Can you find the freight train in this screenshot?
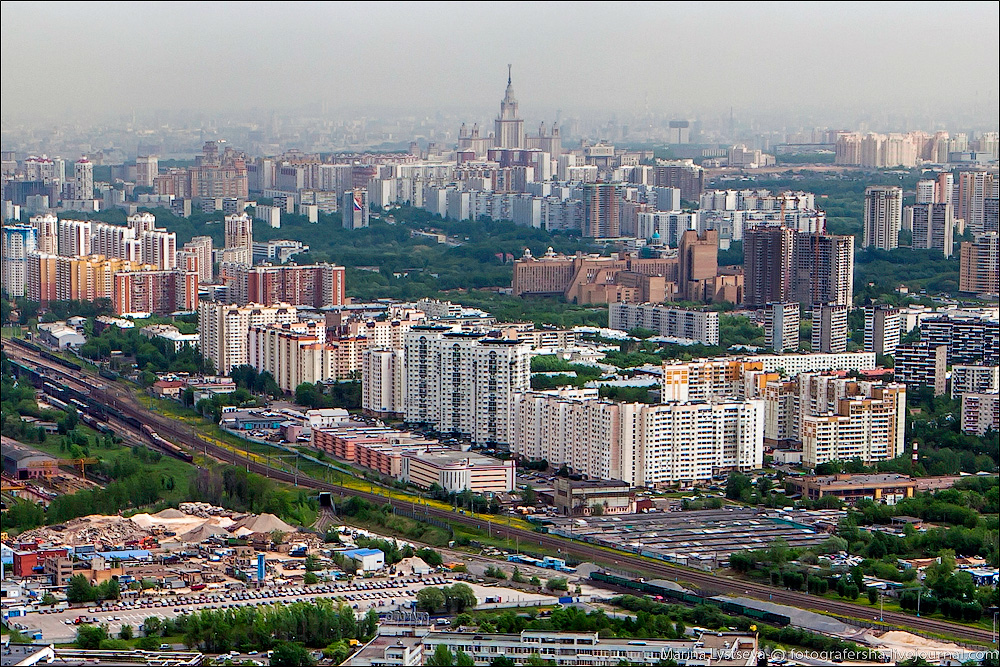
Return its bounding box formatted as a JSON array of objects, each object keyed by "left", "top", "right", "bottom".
[
  {"left": 589, "top": 571, "right": 791, "bottom": 626},
  {"left": 140, "top": 424, "right": 194, "bottom": 463}
]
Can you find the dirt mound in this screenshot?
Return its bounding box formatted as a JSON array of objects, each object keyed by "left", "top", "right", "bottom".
[
  {"left": 237, "top": 513, "right": 296, "bottom": 534},
  {"left": 153, "top": 508, "right": 187, "bottom": 519}
]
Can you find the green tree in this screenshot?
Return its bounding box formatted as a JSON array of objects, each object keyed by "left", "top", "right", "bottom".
[
  {"left": 75, "top": 624, "right": 110, "bottom": 649},
  {"left": 67, "top": 574, "right": 95, "bottom": 602},
  {"left": 416, "top": 587, "right": 446, "bottom": 612},
  {"left": 118, "top": 624, "right": 134, "bottom": 640},
  {"left": 444, "top": 583, "right": 477, "bottom": 612},
  {"left": 270, "top": 641, "right": 316, "bottom": 667},
  {"left": 546, "top": 577, "right": 569, "bottom": 592},
  {"left": 427, "top": 644, "right": 456, "bottom": 667}
]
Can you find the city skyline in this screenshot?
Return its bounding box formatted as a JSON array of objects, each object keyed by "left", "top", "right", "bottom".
[{"left": 1, "top": 1, "right": 998, "bottom": 132}]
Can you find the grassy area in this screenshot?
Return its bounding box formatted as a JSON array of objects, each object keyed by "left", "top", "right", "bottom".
[
  {"left": 1, "top": 326, "right": 27, "bottom": 339},
  {"left": 815, "top": 591, "right": 995, "bottom": 633}
]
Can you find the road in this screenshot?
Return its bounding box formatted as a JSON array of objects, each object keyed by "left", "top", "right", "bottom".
[{"left": 5, "top": 340, "right": 996, "bottom": 646}]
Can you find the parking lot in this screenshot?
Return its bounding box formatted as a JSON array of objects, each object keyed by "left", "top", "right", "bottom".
[{"left": 25, "top": 574, "right": 454, "bottom": 643}]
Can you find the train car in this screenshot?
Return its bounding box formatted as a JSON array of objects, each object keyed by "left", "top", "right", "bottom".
[
  {"left": 141, "top": 424, "right": 194, "bottom": 463},
  {"left": 79, "top": 413, "right": 113, "bottom": 435}
]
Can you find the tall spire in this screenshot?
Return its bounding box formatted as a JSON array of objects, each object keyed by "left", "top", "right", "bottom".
[{"left": 507, "top": 63, "right": 512, "bottom": 86}]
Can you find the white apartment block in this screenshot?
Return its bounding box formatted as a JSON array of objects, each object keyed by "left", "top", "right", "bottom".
[
  {"left": 57, "top": 219, "right": 91, "bottom": 257},
  {"left": 198, "top": 301, "right": 297, "bottom": 375},
  {"left": 802, "top": 385, "right": 908, "bottom": 468},
  {"left": 346, "top": 316, "right": 421, "bottom": 349},
  {"left": 746, "top": 351, "right": 876, "bottom": 375},
  {"left": 863, "top": 185, "right": 903, "bottom": 251},
  {"left": 183, "top": 236, "right": 214, "bottom": 282},
  {"left": 608, "top": 303, "right": 719, "bottom": 346},
  {"left": 661, "top": 359, "right": 774, "bottom": 402},
  {"left": 951, "top": 365, "right": 1000, "bottom": 399},
  {"left": 864, "top": 306, "right": 901, "bottom": 356},
  {"left": 127, "top": 212, "right": 157, "bottom": 234},
  {"left": 400, "top": 451, "right": 516, "bottom": 494},
  {"left": 91, "top": 222, "right": 140, "bottom": 262},
  {"left": 403, "top": 326, "right": 531, "bottom": 446},
  {"left": 362, "top": 348, "right": 406, "bottom": 416},
  {"left": 1, "top": 225, "right": 36, "bottom": 298},
  {"left": 30, "top": 214, "right": 58, "bottom": 254},
  {"left": 140, "top": 228, "right": 177, "bottom": 269},
  {"left": 764, "top": 302, "right": 799, "bottom": 352},
  {"left": 512, "top": 389, "right": 764, "bottom": 487},
  {"left": 248, "top": 321, "right": 336, "bottom": 392},
  {"left": 961, "top": 393, "right": 999, "bottom": 436}
]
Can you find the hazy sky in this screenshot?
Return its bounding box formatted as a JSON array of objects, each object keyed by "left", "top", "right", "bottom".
[{"left": 2, "top": 1, "right": 998, "bottom": 124}]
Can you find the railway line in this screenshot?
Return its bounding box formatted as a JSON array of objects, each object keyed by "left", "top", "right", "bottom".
[{"left": 4, "top": 340, "right": 995, "bottom": 646}]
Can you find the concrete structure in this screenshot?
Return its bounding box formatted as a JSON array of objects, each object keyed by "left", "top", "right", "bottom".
[
  {"left": 907, "top": 203, "right": 954, "bottom": 257},
  {"left": 56, "top": 218, "right": 91, "bottom": 257},
  {"left": 226, "top": 262, "right": 346, "bottom": 309},
  {"left": 743, "top": 228, "right": 854, "bottom": 309},
  {"left": 800, "top": 384, "right": 907, "bottom": 468},
  {"left": 36, "top": 322, "right": 87, "bottom": 349},
  {"left": 811, "top": 303, "right": 849, "bottom": 354},
  {"left": 362, "top": 348, "right": 406, "bottom": 417},
  {"left": 553, "top": 478, "right": 633, "bottom": 516},
  {"left": 223, "top": 213, "right": 253, "bottom": 266},
  {"left": 182, "top": 235, "right": 214, "bottom": 282},
  {"left": 789, "top": 473, "right": 918, "bottom": 505},
  {"left": 493, "top": 66, "right": 525, "bottom": 150},
  {"left": 763, "top": 302, "right": 799, "bottom": 352},
  {"left": 919, "top": 313, "right": 999, "bottom": 366},
  {"left": 341, "top": 548, "right": 385, "bottom": 572},
  {"left": 950, "top": 365, "right": 1000, "bottom": 399},
  {"left": 608, "top": 303, "right": 719, "bottom": 345},
  {"left": 2, "top": 439, "right": 58, "bottom": 480},
  {"left": 140, "top": 324, "right": 199, "bottom": 351},
  {"left": 248, "top": 320, "right": 337, "bottom": 391},
  {"left": 198, "top": 301, "right": 298, "bottom": 375},
  {"left": 2, "top": 224, "right": 36, "bottom": 297},
  {"left": 745, "top": 351, "right": 877, "bottom": 375},
  {"left": 580, "top": 183, "right": 619, "bottom": 238},
  {"left": 961, "top": 392, "right": 999, "bottom": 436},
  {"left": 512, "top": 389, "right": 763, "bottom": 487},
  {"left": 400, "top": 450, "right": 516, "bottom": 493},
  {"left": 894, "top": 343, "right": 949, "bottom": 396},
  {"left": 959, "top": 232, "right": 999, "bottom": 295},
  {"left": 421, "top": 630, "right": 758, "bottom": 667},
  {"left": 864, "top": 305, "right": 902, "bottom": 356},
  {"left": 112, "top": 268, "right": 198, "bottom": 316},
  {"left": 863, "top": 186, "right": 903, "bottom": 250},
  {"left": 342, "top": 188, "right": 370, "bottom": 229},
  {"left": 661, "top": 359, "right": 775, "bottom": 402},
  {"left": 404, "top": 327, "right": 531, "bottom": 446}
]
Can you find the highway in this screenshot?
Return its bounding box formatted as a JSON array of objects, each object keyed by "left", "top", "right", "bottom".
[{"left": 4, "top": 340, "right": 996, "bottom": 646}]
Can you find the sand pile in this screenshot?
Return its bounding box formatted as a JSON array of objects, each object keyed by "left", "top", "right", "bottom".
[
  {"left": 178, "top": 522, "right": 231, "bottom": 542},
  {"left": 236, "top": 513, "right": 295, "bottom": 534}
]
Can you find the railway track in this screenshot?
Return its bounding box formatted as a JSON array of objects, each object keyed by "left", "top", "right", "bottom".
[{"left": 5, "top": 343, "right": 996, "bottom": 645}]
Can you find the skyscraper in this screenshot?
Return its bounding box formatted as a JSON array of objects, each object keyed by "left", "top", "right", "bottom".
[
  {"left": 957, "top": 170, "right": 996, "bottom": 236},
  {"left": 743, "top": 228, "right": 853, "bottom": 310},
  {"left": 2, "top": 225, "right": 37, "bottom": 297},
  {"left": 863, "top": 185, "right": 903, "bottom": 250},
  {"left": 907, "top": 203, "right": 954, "bottom": 257},
  {"left": 342, "top": 188, "right": 370, "bottom": 229},
  {"left": 581, "top": 183, "right": 620, "bottom": 238},
  {"left": 135, "top": 155, "right": 159, "bottom": 188},
  {"left": 29, "top": 213, "right": 58, "bottom": 254},
  {"left": 677, "top": 229, "right": 718, "bottom": 302},
  {"left": 864, "top": 305, "right": 902, "bottom": 356},
  {"left": 224, "top": 213, "right": 253, "bottom": 265},
  {"left": 73, "top": 158, "right": 94, "bottom": 201},
  {"left": 959, "top": 232, "right": 999, "bottom": 295},
  {"left": 743, "top": 227, "right": 795, "bottom": 308},
  {"left": 494, "top": 65, "right": 524, "bottom": 150},
  {"left": 57, "top": 219, "right": 91, "bottom": 257}
]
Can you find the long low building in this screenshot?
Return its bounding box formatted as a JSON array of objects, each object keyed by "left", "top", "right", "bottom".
[
  {"left": 421, "top": 630, "right": 759, "bottom": 667},
  {"left": 788, "top": 473, "right": 918, "bottom": 505},
  {"left": 608, "top": 302, "right": 719, "bottom": 345}
]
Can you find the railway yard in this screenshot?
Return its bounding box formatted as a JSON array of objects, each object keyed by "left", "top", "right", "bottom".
[{"left": 3, "top": 338, "right": 997, "bottom": 649}]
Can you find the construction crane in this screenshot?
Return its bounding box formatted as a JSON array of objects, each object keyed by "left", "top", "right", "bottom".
[{"left": 25, "top": 458, "right": 98, "bottom": 476}]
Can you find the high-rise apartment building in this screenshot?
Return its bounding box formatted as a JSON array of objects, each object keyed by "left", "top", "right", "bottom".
[
  {"left": 135, "top": 155, "right": 159, "bottom": 188},
  {"left": 362, "top": 348, "right": 406, "bottom": 417},
  {"left": 512, "top": 389, "right": 763, "bottom": 486},
  {"left": 652, "top": 160, "right": 704, "bottom": 201},
  {"left": 247, "top": 321, "right": 336, "bottom": 392},
  {"left": 342, "top": 188, "right": 370, "bottom": 229},
  {"left": 957, "top": 170, "right": 995, "bottom": 236},
  {"left": 959, "top": 232, "right": 998, "bottom": 295},
  {"left": 25, "top": 254, "right": 152, "bottom": 306},
  {"left": 403, "top": 326, "right": 531, "bottom": 446},
  {"left": 30, "top": 214, "right": 58, "bottom": 254},
  {"left": 73, "top": 158, "right": 94, "bottom": 201},
  {"left": 864, "top": 305, "right": 901, "bottom": 356},
  {"left": 182, "top": 236, "right": 214, "bottom": 282},
  {"left": 743, "top": 228, "right": 853, "bottom": 309},
  {"left": 811, "top": 303, "right": 849, "bottom": 354},
  {"left": 677, "top": 229, "right": 718, "bottom": 302},
  {"left": 915, "top": 179, "right": 936, "bottom": 204},
  {"left": 581, "top": 183, "right": 620, "bottom": 238},
  {"left": 961, "top": 393, "right": 999, "bottom": 436},
  {"left": 801, "top": 384, "right": 907, "bottom": 467},
  {"left": 894, "top": 343, "right": 948, "bottom": 396},
  {"left": 2, "top": 225, "right": 37, "bottom": 297},
  {"left": 57, "top": 219, "right": 91, "bottom": 257},
  {"left": 198, "top": 301, "right": 298, "bottom": 375},
  {"left": 906, "top": 203, "right": 954, "bottom": 257},
  {"left": 127, "top": 212, "right": 157, "bottom": 234},
  {"left": 608, "top": 303, "right": 719, "bottom": 345},
  {"left": 226, "top": 263, "right": 346, "bottom": 309},
  {"left": 139, "top": 228, "right": 177, "bottom": 270},
  {"left": 91, "top": 222, "right": 140, "bottom": 262},
  {"left": 113, "top": 269, "right": 198, "bottom": 316},
  {"left": 764, "top": 302, "right": 799, "bottom": 352},
  {"left": 950, "top": 365, "right": 1000, "bottom": 399},
  {"left": 224, "top": 213, "right": 253, "bottom": 266},
  {"left": 189, "top": 141, "right": 249, "bottom": 199},
  {"left": 919, "top": 314, "right": 998, "bottom": 366},
  {"left": 863, "top": 186, "right": 903, "bottom": 250},
  {"left": 660, "top": 359, "right": 775, "bottom": 402}
]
